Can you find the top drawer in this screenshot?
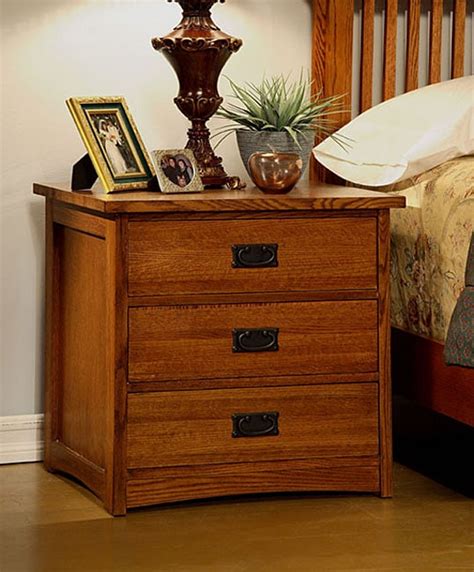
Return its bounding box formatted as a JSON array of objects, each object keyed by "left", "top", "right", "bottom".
[{"left": 128, "top": 217, "right": 377, "bottom": 297}]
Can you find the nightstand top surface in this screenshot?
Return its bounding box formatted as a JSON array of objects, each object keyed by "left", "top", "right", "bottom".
[{"left": 33, "top": 181, "right": 406, "bottom": 214}]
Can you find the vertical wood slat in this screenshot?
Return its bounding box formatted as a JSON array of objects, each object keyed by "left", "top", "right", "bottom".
[
  {"left": 429, "top": 0, "right": 443, "bottom": 84},
  {"left": 311, "top": 0, "right": 354, "bottom": 183},
  {"left": 377, "top": 209, "right": 393, "bottom": 499},
  {"left": 104, "top": 216, "right": 128, "bottom": 516},
  {"left": 311, "top": 0, "right": 327, "bottom": 103},
  {"left": 383, "top": 0, "right": 398, "bottom": 101},
  {"left": 405, "top": 0, "right": 421, "bottom": 91},
  {"left": 311, "top": 0, "right": 328, "bottom": 183},
  {"left": 360, "top": 0, "right": 375, "bottom": 112},
  {"left": 452, "top": 0, "right": 466, "bottom": 78},
  {"left": 312, "top": 0, "right": 354, "bottom": 122}
]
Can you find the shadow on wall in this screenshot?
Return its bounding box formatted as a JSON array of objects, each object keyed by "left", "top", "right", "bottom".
[
  {"left": 29, "top": 200, "right": 46, "bottom": 413},
  {"left": 1, "top": 0, "right": 70, "bottom": 25}
]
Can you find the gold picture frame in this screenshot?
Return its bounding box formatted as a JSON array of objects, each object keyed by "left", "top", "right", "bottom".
[
  {"left": 67, "top": 96, "right": 155, "bottom": 193},
  {"left": 152, "top": 149, "right": 204, "bottom": 194}
]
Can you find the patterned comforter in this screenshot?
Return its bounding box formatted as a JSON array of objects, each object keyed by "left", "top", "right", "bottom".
[{"left": 387, "top": 156, "right": 474, "bottom": 343}]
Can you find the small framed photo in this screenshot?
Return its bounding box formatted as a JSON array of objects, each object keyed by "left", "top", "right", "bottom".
[
  {"left": 152, "top": 149, "right": 204, "bottom": 194},
  {"left": 66, "top": 96, "right": 155, "bottom": 193}
]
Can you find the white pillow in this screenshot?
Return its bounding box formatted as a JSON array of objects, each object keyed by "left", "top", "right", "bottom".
[{"left": 313, "top": 76, "right": 474, "bottom": 187}]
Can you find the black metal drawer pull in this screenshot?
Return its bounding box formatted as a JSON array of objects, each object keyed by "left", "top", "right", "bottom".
[
  {"left": 232, "top": 328, "right": 279, "bottom": 353},
  {"left": 232, "top": 412, "right": 279, "bottom": 438},
  {"left": 232, "top": 244, "right": 278, "bottom": 268}
]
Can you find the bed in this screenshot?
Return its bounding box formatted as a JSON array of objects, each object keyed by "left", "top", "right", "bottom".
[{"left": 309, "top": 0, "right": 474, "bottom": 428}]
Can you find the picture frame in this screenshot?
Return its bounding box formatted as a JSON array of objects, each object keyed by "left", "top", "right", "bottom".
[
  {"left": 66, "top": 96, "right": 155, "bottom": 193},
  {"left": 152, "top": 149, "right": 204, "bottom": 194}
]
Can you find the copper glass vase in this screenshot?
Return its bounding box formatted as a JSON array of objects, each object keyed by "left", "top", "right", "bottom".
[
  {"left": 248, "top": 152, "right": 304, "bottom": 194},
  {"left": 152, "top": 0, "right": 244, "bottom": 189}
]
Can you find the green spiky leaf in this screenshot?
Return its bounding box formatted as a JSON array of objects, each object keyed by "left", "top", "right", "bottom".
[{"left": 214, "top": 73, "right": 351, "bottom": 151}]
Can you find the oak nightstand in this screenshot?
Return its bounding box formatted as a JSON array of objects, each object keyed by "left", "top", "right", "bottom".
[{"left": 33, "top": 182, "right": 405, "bottom": 515}]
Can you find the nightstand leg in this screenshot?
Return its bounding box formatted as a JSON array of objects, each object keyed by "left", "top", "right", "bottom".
[{"left": 378, "top": 209, "right": 393, "bottom": 498}]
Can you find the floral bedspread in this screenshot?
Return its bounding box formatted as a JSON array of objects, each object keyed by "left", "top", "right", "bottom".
[{"left": 387, "top": 156, "right": 474, "bottom": 342}]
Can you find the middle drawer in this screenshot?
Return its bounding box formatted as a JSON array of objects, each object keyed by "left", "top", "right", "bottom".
[{"left": 128, "top": 300, "right": 378, "bottom": 383}]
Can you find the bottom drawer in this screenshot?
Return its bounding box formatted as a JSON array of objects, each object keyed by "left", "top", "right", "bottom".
[{"left": 127, "top": 384, "right": 379, "bottom": 469}]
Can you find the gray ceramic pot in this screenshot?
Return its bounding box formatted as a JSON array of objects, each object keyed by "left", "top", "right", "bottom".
[{"left": 236, "top": 130, "right": 314, "bottom": 177}]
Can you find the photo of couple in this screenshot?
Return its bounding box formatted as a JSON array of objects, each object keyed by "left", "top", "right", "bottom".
[
  {"left": 161, "top": 154, "right": 195, "bottom": 188},
  {"left": 153, "top": 149, "right": 203, "bottom": 194},
  {"left": 93, "top": 114, "right": 141, "bottom": 177}
]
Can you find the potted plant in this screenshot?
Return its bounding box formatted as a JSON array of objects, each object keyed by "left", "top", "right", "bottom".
[{"left": 215, "top": 73, "right": 349, "bottom": 176}]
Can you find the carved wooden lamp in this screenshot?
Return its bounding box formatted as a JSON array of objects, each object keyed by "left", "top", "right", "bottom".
[{"left": 152, "top": 0, "right": 244, "bottom": 189}]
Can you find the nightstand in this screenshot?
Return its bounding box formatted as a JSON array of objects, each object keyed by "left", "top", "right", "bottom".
[{"left": 33, "top": 182, "right": 405, "bottom": 515}]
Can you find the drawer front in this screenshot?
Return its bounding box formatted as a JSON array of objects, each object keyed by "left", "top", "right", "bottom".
[
  {"left": 128, "top": 300, "right": 378, "bottom": 382},
  {"left": 128, "top": 217, "right": 377, "bottom": 296},
  {"left": 127, "top": 384, "right": 379, "bottom": 468}
]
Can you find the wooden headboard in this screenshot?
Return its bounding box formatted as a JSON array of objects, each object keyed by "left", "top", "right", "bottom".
[{"left": 311, "top": 0, "right": 471, "bottom": 182}]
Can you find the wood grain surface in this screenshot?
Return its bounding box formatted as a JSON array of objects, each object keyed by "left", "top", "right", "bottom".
[
  {"left": 312, "top": 0, "right": 354, "bottom": 125},
  {"left": 33, "top": 182, "right": 405, "bottom": 213},
  {"left": 383, "top": 0, "right": 398, "bottom": 101},
  {"left": 311, "top": 0, "right": 354, "bottom": 183},
  {"left": 127, "top": 457, "right": 380, "bottom": 507},
  {"left": 452, "top": 0, "right": 466, "bottom": 78},
  {"left": 128, "top": 300, "right": 379, "bottom": 382},
  {"left": 49, "top": 441, "right": 106, "bottom": 499},
  {"left": 57, "top": 226, "right": 107, "bottom": 468},
  {"left": 52, "top": 202, "right": 106, "bottom": 238},
  {"left": 360, "top": 0, "right": 375, "bottom": 113},
  {"left": 377, "top": 211, "right": 393, "bottom": 498},
  {"left": 406, "top": 0, "right": 421, "bottom": 92},
  {"left": 127, "top": 384, "right": 379, "bottom": 469},
  {"left": 429, "top": 0, "right": 443, "bottom": 84},
  {"left": 103, "top": 217, "right": 128, "bottom": 515},
  {"left": 128, "top": 216, "right": 377, "bottom": 296}
]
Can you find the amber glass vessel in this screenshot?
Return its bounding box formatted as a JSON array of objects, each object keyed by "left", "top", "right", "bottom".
[
  {"left": 152, "top": 0, "right": 243, "bottom": 188},
  {"left": 248, "top": 152, "right": 303, "bottom": 194}
]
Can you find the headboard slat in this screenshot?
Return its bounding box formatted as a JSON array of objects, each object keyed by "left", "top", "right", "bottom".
[
  {"left": 406, "top": 0, "right": 421, "bottom": 91},
  {"left": 311, "top": 0, "right": 354, "bottom": 182},
  {"left": 383, "top": 0, "right": 398, "bottom": 101},
  {"left": 311, "top": 0, "right": 327, "bottom": 101},
  {"left": 360, "top": 0, "right": 376, "bottom": 112},
  {"left": 452, "top": 0, "right": 466, "bottom": 78},
  {"left": 429, "top": 0, "right": 443, "bottom": 84}
]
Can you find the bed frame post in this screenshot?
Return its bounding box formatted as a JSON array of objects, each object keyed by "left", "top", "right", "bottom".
[{"left": 311, "top": 0, "right": 354, "bottom": 183}]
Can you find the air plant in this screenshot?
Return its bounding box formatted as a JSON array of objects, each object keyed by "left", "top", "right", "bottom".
[{"left": 214, "top": 73, "right": 351, "bottom": 150}]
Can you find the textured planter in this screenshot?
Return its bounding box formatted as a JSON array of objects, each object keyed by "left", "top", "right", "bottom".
[{"left": 236, "top": 130, "right": 314, "bottom": 177}]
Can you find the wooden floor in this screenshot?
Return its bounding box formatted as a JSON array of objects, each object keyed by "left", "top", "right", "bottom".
[{"left": 0, "top": 463, "right": 472, "bottom": 571}]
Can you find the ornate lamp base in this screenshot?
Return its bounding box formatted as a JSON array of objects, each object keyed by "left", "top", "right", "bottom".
[
  {"left": 152, "top": 0, "right": 245, "bottom": 190},
  {"left": 185, "top": 123, "right": 245, "bottom": 189}
]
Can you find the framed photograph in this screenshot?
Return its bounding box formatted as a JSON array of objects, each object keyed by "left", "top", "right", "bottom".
[
  {"left": 152, "top": 149, "right": 204, "bottom": 194},
  {"left": 66, "top": 96, "right": 155, "bottom": 193}
]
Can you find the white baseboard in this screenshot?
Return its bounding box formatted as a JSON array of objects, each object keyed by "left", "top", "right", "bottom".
[{"left": 0, "top": 414, "right": 44, "bottom": 464}]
